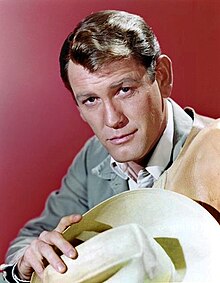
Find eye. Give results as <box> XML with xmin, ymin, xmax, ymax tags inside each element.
<box><xmin>121</xmin><ymin>87</ymin><xmax>130</xmax><ymax>93</ymax></box>
<box><xmin>82</xmin><ymin>97</ymin><xmax>98</xmax><ymax>106</ymax></box>
<box><xmin>118</xmin><ymin>86</ymin><xmax>133</xmax><ymax>96</ymax></box>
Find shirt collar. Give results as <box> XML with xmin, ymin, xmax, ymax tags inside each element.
<box><xmin>110</xmin><ymin>100</ymin><xmax>174</xmax><ymax>181</ymax></box>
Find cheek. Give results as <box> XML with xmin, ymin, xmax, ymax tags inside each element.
<box><xmin>129</xmin><ymin>96</ymin><xmax>164</xmax><ymax>135</ymax></box>
<box><xmin>79</xmin><ymin>111</ymin><xmax>87</xmax><ymax>122</ymax></box>
<box><xmin>80</xmin><ymin>112</ymin><xmax>104</xmax><ymax>134</ymax></box>
<box><xmin>125</xmin><ymin>97</ymin><xmax>151</xmax><ymax>123</ymax></box>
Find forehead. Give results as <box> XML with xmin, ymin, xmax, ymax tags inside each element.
<box><xmin>67</xmin><ymin>58</ymin><xmax>148</xmax><ymax>91</ymax></box>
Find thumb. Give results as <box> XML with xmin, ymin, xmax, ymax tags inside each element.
<box><xmin>54</xmin><ymin>214</ymin><xmax>82</xmax><ymax>233</ymax></box>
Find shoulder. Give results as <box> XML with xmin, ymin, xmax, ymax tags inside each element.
<box><xmin>193</xmin><ymin>118</ymin><xmax>220</xmax><ymax>146</ymax></box>
<box><xmin>166</xmin><ymin>118</ymin><xmax>220</xmax><ymax>212</ymax></box>
<box><xmin>183</xmin><ymin>116</ymin><xmax>220</xmax><ymax>158</ymax></box>
<box><xmin>184</xmin><ymin>106</ymin><xmax>216</xmax><ymax>128</ymax></box>
<box><xmin>74</xmin><ymin>135</ymin><xmax>109</xmax><ymax>169</ymax></box>
<box><xmin>84</xmin><ymin>135</ymin><xmax>108</xmax><ymax>158</ymax></box>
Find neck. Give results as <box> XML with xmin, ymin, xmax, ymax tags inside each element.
<box><xmin>127</xmin><ymin>161</ymin><xmax>144</xmax><ymax>176</ymax></box>
<box><xmin>127</xmin><ymin>105</ymin><xmax>168</xmax><ymax>175</ymax></box>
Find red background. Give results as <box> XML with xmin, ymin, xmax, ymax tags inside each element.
<box><xmin>0</xmin><ymin>0</ymin><xmax>219</xmax><ymax>262</ymax></box>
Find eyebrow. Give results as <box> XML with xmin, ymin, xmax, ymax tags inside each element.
<box><xmin>75</xmin><ymin>77</ymin><xmax>140</xmax><ymax>101</ymax></box>
<box><xmin>75</xmin><ymin>92</ymin><xmax>96</xmax><ymax>102</ymax></box>
<box><xmin>109</xmin><ymin>77</ymin><xmax>140</xmax><ymax>88</ymax></box>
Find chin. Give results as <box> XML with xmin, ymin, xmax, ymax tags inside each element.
<box><xmin>109</xmin><ymin>145</ymin><xmax>149</xmax><ymax>164</ymax></box>
<box><xmin>110</xmin><ymin>151</ymin><xmax>141</xmax><ymax>163</ymax></box>
<box><xmin>105</xmin><ymin>141</ymin><xmax>147</xmax><ymax>163</ymax></box>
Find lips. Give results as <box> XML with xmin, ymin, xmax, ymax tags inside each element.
<box><xmin>108</xmin><ymin>130</ymin><xmax>137</xmax><ymax>145</ymax></box>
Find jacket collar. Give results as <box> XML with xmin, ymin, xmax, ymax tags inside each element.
<box><xmin>91</xmin><ymin>155</ymin><xmax>115</xmax><ymax>180</ymax></box>
<box><xmin>170</xmin><ymin>99</ymin><xmax>193</xmax><ymax>160</ymax></box>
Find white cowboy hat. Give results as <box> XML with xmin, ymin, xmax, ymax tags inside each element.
<box><xmin>31</xmin><ymin>189</ymin><xmax>220</xmax><ymax>283</ymax></box>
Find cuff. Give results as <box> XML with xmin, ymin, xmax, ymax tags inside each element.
<box><xmin>0</xmin><ymin>264</ymin><xmax>30</xmax><ymax>283</ymax></box>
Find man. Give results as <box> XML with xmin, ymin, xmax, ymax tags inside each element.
<box><xmin>2</xmin><ymin>10</ymin><xmax>219</xmax><ymax>282</ymax></box>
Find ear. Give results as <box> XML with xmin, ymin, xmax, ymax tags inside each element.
<box><xmin>155</xmin><ymin>55</ymin><xmax>173</xmax><ymax>98</ymax></box>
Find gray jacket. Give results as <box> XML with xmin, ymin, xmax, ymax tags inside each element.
<box><xmin>6</xmin><ymin>99</ymin><xmax>195</xmax><ymax>263</ymax></box>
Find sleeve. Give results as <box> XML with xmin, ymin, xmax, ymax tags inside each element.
<box><xmin>0</xmin><ymin>263</ymin><xmax>30</xmax><ymax>283</ymax></box>
<box><xmin>5</xmin><ymin>138</ymin><xmax>95</xmax><ymax>264</ymax></box>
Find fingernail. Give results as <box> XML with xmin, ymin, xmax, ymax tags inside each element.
<box><xmin>57</xmin><ymin>263</ymin><xmax>65</xmax><ymax>273</ymax></box>
<box><xmin>68</xmin><ymin>250</ymin><xmax>76</xmax><ymax>258</ymax></box>
<box><xmin>72</xmin><ymin>214</ymin><xmax>82</xmax><ymax>222</ymax></box>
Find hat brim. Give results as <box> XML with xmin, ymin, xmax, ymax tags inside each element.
<box><xmin>31</xmin><ymin>189</ymin><xmax>220</xmax><ymax>282</ymax></box>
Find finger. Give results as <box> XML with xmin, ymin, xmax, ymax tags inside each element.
<box><xmin>55</xmin><ymin>214</ymin><xmax>82</xmax><ymax>233</ymax></box>
<box><xmin>16</xmin><ymin>255</ymin><xmax>35</xmax><ymax>281</ymax></box>
<box><xmin>39</xmin><ymin>230</ymin><xmax>77</xmax><ymax>258</ymax></box>
<box><xmin>37</xmin><ymin>241</ymin><xmax>67</xmax><ymax>275</ymax></box>
<box><xmin>26</xmin><ymin>239</ymin><xmax>67</xmax><ymax>278</ymax></box>
<box><xmin>17</xmin><ymin>242</ymin><xmax>48</xmax><ymax>280</ymax></box>
<box><xmin>26</xmin><ymin>255</ymin><xmax>45</xmax><ymax>279</ymax></box>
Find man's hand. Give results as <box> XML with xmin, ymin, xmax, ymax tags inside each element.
<box><xmin>16</xmin><ymin>214</ymin><xmax>82</xmax><ymax>280</ymax></box>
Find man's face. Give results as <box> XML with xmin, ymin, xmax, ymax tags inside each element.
<box><xmin>68</xmin><ymin>58</ymin><xmax>170</xmax><ymax>165</ymax></box>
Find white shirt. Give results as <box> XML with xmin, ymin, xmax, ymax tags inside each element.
<box><xmin>110</xmin><ymin>100</ymin><xmax>174</xmax><ymax>189</ymax></box>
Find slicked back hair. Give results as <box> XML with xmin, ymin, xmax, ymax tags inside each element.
<box><xmin>59</xmin><ymin>10</ymin><xmax>161</xmax><ymax>93</ymax></box>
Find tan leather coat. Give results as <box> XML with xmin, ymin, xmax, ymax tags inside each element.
<box><xmin>154</xmin><ymin>110</ymin><xmax>220</xmax><ymax>219</ymax></box>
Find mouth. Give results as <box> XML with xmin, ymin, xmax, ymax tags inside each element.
<box><xmin>108</xmin><ymin>130</ymin><xmax>137</xmax><ymax>145</ymax></box>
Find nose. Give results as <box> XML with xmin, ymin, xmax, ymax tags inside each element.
<box><xmin>103</xmin><ymin>100</ymin><xmax>128</xmax><ymax>129</ymax></box>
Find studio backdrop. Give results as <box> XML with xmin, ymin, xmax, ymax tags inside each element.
<box><xmin>0</xmin><ymin>0</ymin><xmax>219</xmax><ymax>262</ymax></box>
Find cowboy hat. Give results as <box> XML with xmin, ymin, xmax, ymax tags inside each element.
<box><xmin>31</xmin><ymin>189</ymin><xmax>220</xmax><ymax>282</ymax></box>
